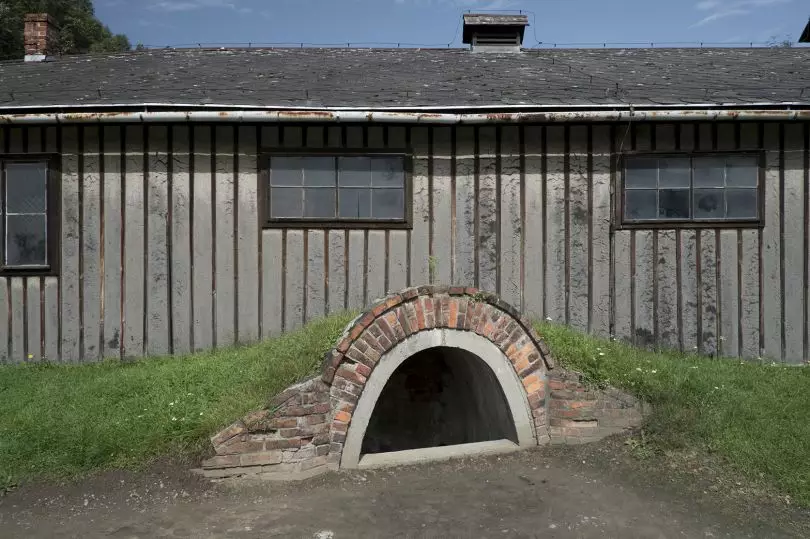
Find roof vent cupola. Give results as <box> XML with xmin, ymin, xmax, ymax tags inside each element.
<box><xmin>462</xmin><ymin>13</ymin><xmax>529</xmax><ymax>53</ymax></box>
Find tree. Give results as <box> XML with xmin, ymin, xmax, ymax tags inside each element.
<box><xmin>0</xmin><ymin>0</ymin><xmax>130</xmax><ymax>60</ymax></box>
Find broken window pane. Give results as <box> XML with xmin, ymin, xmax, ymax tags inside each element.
<box><xmin>270</xmin><ymin>187</ymin><xmax>303</xmax><ymax>218</ymax></box>
<box><xmin>304</xmin><ymin>188</ymin><xmax>336</xmax><ymax>218</ymax></box>
<box><xmin>6</xmin><ymin>163</ymin><xmax>47</xmax><ymax>214</ymax></box>
<box><xmin>625</xmin><ymin>159</ymin><xmax>658</xmax><ymax>189</ymax></box>
<box><xmin>6</xmin><ymin>214</ymin><xmax>46</xmax><ymax>266</ymax></box>
<box><xmin>693</xmin><ymin>189</ymin><xmax>724</xmax><ymax>219</ymax></box>
<box><xmin>625</xmin><ymin>189</ymin><xmax>657</xmax><ymax>220</ymax></box>
<box><xmin>725</xmin><ymin>188</ymin><xmax>758</xmax><ymax>219</ymax></box>
<box><xmin>658</xmin><ymin>189</ymin><xmax>690</xmax><ymax>219</ymax></box>
<box><xmin>339</xmin><ymin>188</ymin><xmax>372</xmax><ymax>219</ymax></box>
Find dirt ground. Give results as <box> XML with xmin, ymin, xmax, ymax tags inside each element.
<box><xmin>2</xmin><ymin>436</ymin><xmax>809</xmax><ymax>539</ymax></box>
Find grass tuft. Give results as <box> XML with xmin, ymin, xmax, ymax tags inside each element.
<box><xmin>0</xmin><ymin>312</ymin><xmax>355</xmax><ymax>483</ymax></box>
<box><xmin>536</xmin><ymin>321</ymin><xmax>810</xmax><ymax>506</ymax></box>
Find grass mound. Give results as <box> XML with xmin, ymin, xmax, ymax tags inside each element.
<box><xmin>536</xmin><ymin>322</ymin><xmax>810</xmax><ymax>507</ymax></box>
<box><xmin>0</xmin><ymin>313</ymin><xmax>355</xmax><ymax>485</ymax></box>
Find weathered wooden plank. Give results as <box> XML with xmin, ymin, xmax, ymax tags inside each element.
<box><xmin>307</xmin><ymin>126</ymin><xmax>325</xmax><ymax>149</ymax></box>
<box><xmin>431</xmin><ymin>127</ymin><xmax>453</xmax><ymax>286</ymax></box>
<box><xmin>236</xmin><ymin>126</ymin><xmax>259</xmax><ymax>342</ymax></box>
<box><xmin>590</xmin><ymin>125</ymin><xmax>611</xmax><ymax>337</ymax></box>
<box><xmin>285</xmin><ymin>230</ymin><xmax>305</xmax><ymax>330</ymax></box>
<box><xmin>214</xmin><ymin>126</ymin><xmax>236</xmax><ymax>346</ymax></box>
<box><xmin>680</xmin><ymin>230</ymin><xmax>699</xmax><ymax>353</ymax></box>
<box><xmin>326</xmin><ymin>126</ymin><xmax>342</xmax><ymax>148</ymax></box>
<box><xmin>145</xmin><ymin>126</ymin><xmax>170</xmax><ymax>356</ymax></box>
<box><xmin>10</xmin><ymin>279</ymin><xmax>24</xmax><ymax>362</ymax></box>
<box><xmin>740</xmin><ymin>230</ymin><xmax>761</xmax><ymax>359</ymax></box>
<box><xmin>192</xmin><ymin>126</ymin><xmax>214</xmax><ymax>351</ymax></box>
<box><xmin>102</xmin><ymin>126</ymin><xmax>122</xmax><ymax>359</ymax></box>
<box><xmin>410</xmin><ymin>127</ymin><xmax>430</xmax><ymax>286</ymax></box>
<box><xmin>522</xmin><ymin>126</ymin><xmax>544</xmax><ymax>318</ymax></box>
<box><xmin>454</xmin><ymin>126</ymin><xmax>477</xmax><ymax>287</ymax></box>
<box><xmin>26</xmin><ymin>279</ymin><xmax>41</xmax><ymax>361</ymax></box>
<box><xmin>327</xmin><ymin>230</ymin><xmax>347</xmax><ymax>314</ymax></box>
<box><xmin>284</xmin><ymin>126</ymin><xmax>304</xmax><ymax>148</ymax></box>
<box><xmin>262</xmin><ymin>230</ymin><xmax>283</xmax><ymax>337</ymax></box>
<box><xmin>656</xmin><ymin>230</ymin><xmax>679</xmax><ymax>351</ymax></box>
<box><xmin>122</xmin><ymin>126</ymin><xmax>145</xmax><ymax>359</ymax></box>
<box><xmin>43</xmin><ymin>277</ymin><xmax>58</xmax><ymax>362</ymax></box>
<box><xmin>0</xmin><ymin>280</ymin><xmax>7</xmax><ymax>362</ymax></box>
<box><xmin>762</xmin><ymin>124</ymin><xmax>782</xmax><ymax>361</ymax></box>
<box><xmin>783</xmin><ymin>124</ymin><xmax>804</xmax><ymax>363</ymax></box>
<box><xmin>170</xmin><ymin>126</ymin><xmax>192</xmax><ymax>354</ymax></box>
<box><xmin>8</xmin><ymin>128</ymin><xmax>23</xmax><ymax>152</ymax></box>
<box><xmin>499</xmin><ymin>126</ymin><xmax>522</xmax><ymax>310</ymax></box>
<box><xmin>545</xmin><ymin>126</ymin><xmax>566</xmax><ymax>323</ymax></box>
<box><xmin>477</xmin><ymin>126</ymin><xmax>498</xmax><ymax>294</ymax></box>
<box><xmin>388</xmin><ymin>230</ymin><xmax>408</xmax><ymax>294</ymax></box>
<box><xmin>368</xmin><ymin>126</ymin><xmax>384</xmax><ymax>149</ymax></box>
<box><xmin>719</xmin><ymin>230</ymin><xmax>740</xmax><ymax>357</ymax></box>
<box><xmin>347</xmin><ymin>230</ymin><xmax>365</xmax><ymax>309</ymax></box>
<box><xmin>367</xmin><ymin>231</ymin><xmax>386</xmax><ymax>301</ymax></box>
<box><xmin>568</xmin><ymin>126</ymin><xmax>589</xmax><ymax>331</ymax></box>
<box><xmin>82</xmin><ymin>126</ymin><xmax>102</xmax><ymax>361</ymax></box>
<box><xmin>61</xmin><ymin>126</ymin><xmax>82</xmax><ymax>362</ymax></box>
<box><xmin>633</xmin><ymin>230</ymin><xmax>655</xmax><ymax>348</ymax></box>
<box><xmin>306</xmin><ymin>230</ymin><xmax>326</xmax><ymax>321</ymax></box>
<box><xmin>699</xmin><ymin>230</ymin><xmax>719</xmax><ymax>356</ymax></box>
<box><xmin>388</xmin><ymin>126</ymin><xmax>406</xmax><ymax>149</ymax></box>
<box><xmin>613</xmin><ymin>231</ymin><xmax>633</xmax><ymax>343</ymax></box>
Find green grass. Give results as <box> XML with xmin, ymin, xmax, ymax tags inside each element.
<box><xmin>536</xmin><ymin>322</ymin><xmax>810</xmax><ymax>506</ymax></box>
<box><xmin>0</xmin><ymin>313</ymin><xmax>355</xmax><ymax>485</ymax></box>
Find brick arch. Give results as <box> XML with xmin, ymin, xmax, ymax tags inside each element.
<box><xmin>322</xmin><ymin>286</ymin><xmax>555</xmax><ymax>467</ymax></box>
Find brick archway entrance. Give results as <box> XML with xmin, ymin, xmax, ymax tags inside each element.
<box><xmin>202</xmin><ymin>287</ymin><xmax>645</xmax><ymax>480</ymax></box>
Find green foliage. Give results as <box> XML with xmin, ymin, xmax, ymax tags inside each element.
<box><xmin>0</xmin><ymin>312</ymin><xmax>355</xmax><ymax>485</ymax></box>
<box><xmin>0</xmin><ymin>0</ymin><xmax>130</xmax><ymax>60</ymax></box>
<box><xmin>535</xmin><ymin>321</ymin><xmax>810</xmax><ymax>507</ymax></box>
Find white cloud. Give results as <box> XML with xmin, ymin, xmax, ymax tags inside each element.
<box><xmin>691</xmin><ymin>0</ymin><xmax>792</xmax><ymax>27</ymax></box>
<box><xmin>148</xmin><ymin>0</ymin><xmax>253</xmax><ymax>13</ymax></box>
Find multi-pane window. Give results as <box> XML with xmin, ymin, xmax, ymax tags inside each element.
<box><xmin>623</xmin><ymin>154</ymin><xmax>759</xmax><ymax>224</ymax></box>
<box><xmin>1</xmin><ymin>161</ymin><xmax>50</xmax><ymax>269</ymax></box>
<box><xmin>266</xmin><ymin>155</ymin><xmax>408</xmax><ymax>225</ymax></box>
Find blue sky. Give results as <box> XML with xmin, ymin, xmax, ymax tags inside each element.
<box><xmin>97</xmin><ymin>0</ymin><xmax>808</xmax><ymax>48</ymax></box>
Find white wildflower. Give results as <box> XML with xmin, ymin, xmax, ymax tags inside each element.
<box><xmin>635</xmin><ymin>367</ymin><xmax>642</xmax><ymax>371</ymax></box>
<box><xmin>598</xmin><ymin>352</ymin><xmax>605</xmax><ymax>356</ymax></box>
<box><xmin>545</xmin><ymin>316</ymin><xmax>553</xmax><ymax>322</ymax></box>
<box><xmin>651</xmin><ymin>370</ymin><xmax>657</xmax><ymax>374</ymax></box>
<box><xmin>171</xmin><ymin>417</ymin><xmax>177</xmax><ymax>421</ymax></box>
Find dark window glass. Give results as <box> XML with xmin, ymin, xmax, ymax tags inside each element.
<box><xmin>623</xmin><ymin>154</ymin><xmax>758</xmax><ymax>225</ymax></box>
<box><xmin>3</xmin><ymin>161</ymin><xmax>50</xmax><ymax>268</ymax></box>
<box><xmin>268</xmin><ymin>155</ymin><xmax>406</xmax><ymax>224</ymax></box>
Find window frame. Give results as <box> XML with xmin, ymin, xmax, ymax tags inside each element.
<box><xmin>260</xmin><ymin>148</ymin><xmax>413</xmax><ymax>229</ymax></box>
<box><xmin>0</xmin><ymin>154</ymin><xmax>60</xmax><ymax>276</ymax></box>
<box><xmin>616</xmin><ymin>150</ymin><xmax>765</xmax><ymax>230</ymax></box>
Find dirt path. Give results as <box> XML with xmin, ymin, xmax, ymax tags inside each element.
<box><xmin>2</xmin><ymin>438</ymin><xmax>808</xmax><ymax>538</ymax></box>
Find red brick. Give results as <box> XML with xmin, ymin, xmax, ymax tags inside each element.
<box><xmin>397</xmin><ymin>307</ymin><xmax>412</xmax><ymax>337</ymax></box>
<box><xmin>265</xmin><ymin>438</ymin><xmax>302</xmax><ymax>450</ymax></box>
<box><xmin>334</xmin><ymin>410</ymin><xmax>352</xmax><ymax>423</ymax></box>
<box><xmin>402</xmin><ymin>287</ymin><xmax>419</xmax><ymax>300</ymax></box>
<box><xmin>414</xmin><ymin>299</ymin><xmax>426</xmax><ymax>330</ymax></box>
<box><xmin>448</xmin><ymin>298</ymin><xmax>459</xmax><ymax>327</ymax></box>
<box><xmin>337</xmin><ymin>337</ymin><xmax>352</xmax><ymax>353</ymax></box>
<box><xmin>518</xmin><ymin>360</ymin><xmax>542</xmax><ymax>378</ymax></box>
<box><xmin>377</xmin><ymin>317</ymin><xmax>396</xmax><ymax>345</ymax></box>
<box><xmin>527</xmin><ymin>390</ymin><xmax>545</xmax><ymax>409</ymax></box>
<box><xmin>349</xmin><ymin>323</ymin><xmax>364</xmax><ymax>341</ymax></box>
<box><xmin>332</xmin><ymin>388</ymin><xmax>360</xmax><ymax>404</ymax></box>
<box><xmin>355</xmin><ymin>362</ymin><xmax>372</xmax><ymax>379</ymax></box>
<box><xmin>332</xmin><ymin>421</ymin><xmax>348</xmax><ymax>434</ymax></box>
<box><xmin>465</xmin><ymin>287</ymin><xmax>479</xmax><ymax>295</ymax></box>
<box><xmin>385</xmin><ymin>294</ymin><xmax>403</xmax><ymax>309</ymax></box>
<box><xmin>279</xmin><ymin>427</ymin><xmax>300</xmax><ymax>438</ymax></box>
<box><xmin>313</xmin><ymin>402</ymin><xmax>330</xmax><ymax>414</ymax></box>
<box><xmin>305</xmin><ymin>414</ymin><xmax>326</xmax><ymax>425</ymax></box>
<box><xmin>371</xmin><ymin>302</ymin><xmax>388</xmax><ymax>318</ymax></box>
<box><xmin>333</xmin><ymin>377</ymin><xmax>362</xmax><ymax>397</ymax></box>
<box><xmin>268</xmin><ymin>418</ymin><xmax>297</xmax><ymax>429</ymax></box>
<box><xmin>215</xmin><ymin>440</ymin><xmax>264</xmax><ymax>455</ymax></box>
<box><xmin>211</xmin><ymin>422</ymin><xmax>246</xmax><ymax>447</ymax></box>
<box><xmin>336</xmin><ymin>365</ymin><xmax>368</xmax><ymax>386</ymax></box>
<box><xmin>548</xmin><ymin>379</ymin><xmax>565</xmax><ymax>391</ymax></box>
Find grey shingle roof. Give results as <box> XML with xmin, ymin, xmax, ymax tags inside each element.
<box><xmin>0</xmin><ymin>47</ymin><xmax>808</xmax><ymax>111</ymax></box>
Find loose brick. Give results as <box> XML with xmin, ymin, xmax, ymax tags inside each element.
<box><xmin>202</xmin><ymin>455</ymin><xmax>241</xmax><ymax>469</ymax></box>
<box><xmin>241</xmin><ymin>451</ymin><xmax>283</xmax><ymax>467</ymax></box>
<box><xmin>336</xmin><ymin>337</ymin><xmax>352</xmax><ymax>354</ymax></box>
<box><xmin>265</xmin><ymin>438</ymin><xmax>302</xmax><ymax>450</ymax></box>
<box><xmin>336</xmin><ymin>365</ymin><xmax>368</xmax><ymax>386</ymax></box>
<box><xmin>211</xmin><ymin>422</ymin><xmax>246</xmax><ymax>447</ymax></box>
<box><xmin>216</xmin><ymin>440</ymin><xmax>264</xmax><ymax>455</ymax></box>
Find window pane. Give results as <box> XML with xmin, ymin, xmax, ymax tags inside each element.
<box><xmin>625</xmin><ymin>189</ymin><xmax>657</xmax><ymax>220</ymax></box>
<box><xmin>371</xmin><ymin>157</ymin><xmax>405</xmax><ymax>188</ymax></box>
<box><xmin>693</xmin><ymin>189</ymin><xmax>724</xmax><ymax>219</ymax></box>
<box><xmin>270</xmin><ymin>187</ymin><xmax>303</xmax><ymax>218</ymax></box>
<box><xmin>694</xmin><ymin>157</ymin><xmax>725</xmax><ymax>187</ymax></box>
<box><xmin>270</xmin><ymin>157</ymin><xmax>303</xmax><ymax>186</ymax></box>
<box><xmin>339</xmin><ymin>157</ymin><xmax>371</xmax><ymax>187</ymax></box>
<box><xmin>726</xmin><ymin>156</ymin><xmax>758</xmax><ymax>187</ymax></box>
<box><xmin>302</xmin><ymin>157</ymin><xmax>335</xmax><ymax>187</ymax></box>
<box><xmin>625</xmin><ymin>159</ymin><xmax>657</xmax><ymax>189</ymax></box>
<box><xmin>371</xmin><ymin>189</ymin><xmax>405</xmax><ymax>219</ymax></box>
<box><xmin>659</xmin><ymin>158</ymin><xmax>690</xmax><ymax>188</ymax></box>
<box><xmin>726</xmin><ymin>189</ymin><xmax>758</xmax><ymax>219</ymax></box>
<box><xmin>6</xmin><ymin>162</ymin><xmax>47</xmax><ymax>213</ymax></box>
<box><xmin>6</xmin><ymin>214</ymin><xmax>47</xmax><ymax>266</ymax></box>
<box><xmin>339</xmin><ymin>188</ymin><xmax>372</xmax><ymax>219</ymax></box>
<box><xmin>304</xmin><ymin>188</ymin><xmax>336</xmax><ymax>218</ymax></box>
<box><xmin>659</xmin><ymin>189</ymin><xmax>690</xmax><ymax>219</ymax></box>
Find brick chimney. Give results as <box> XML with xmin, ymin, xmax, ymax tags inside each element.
<box><xmin>24</xmin><ymin>13</ymin><xmax>59</xmax><ymax>62</ymax></box>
